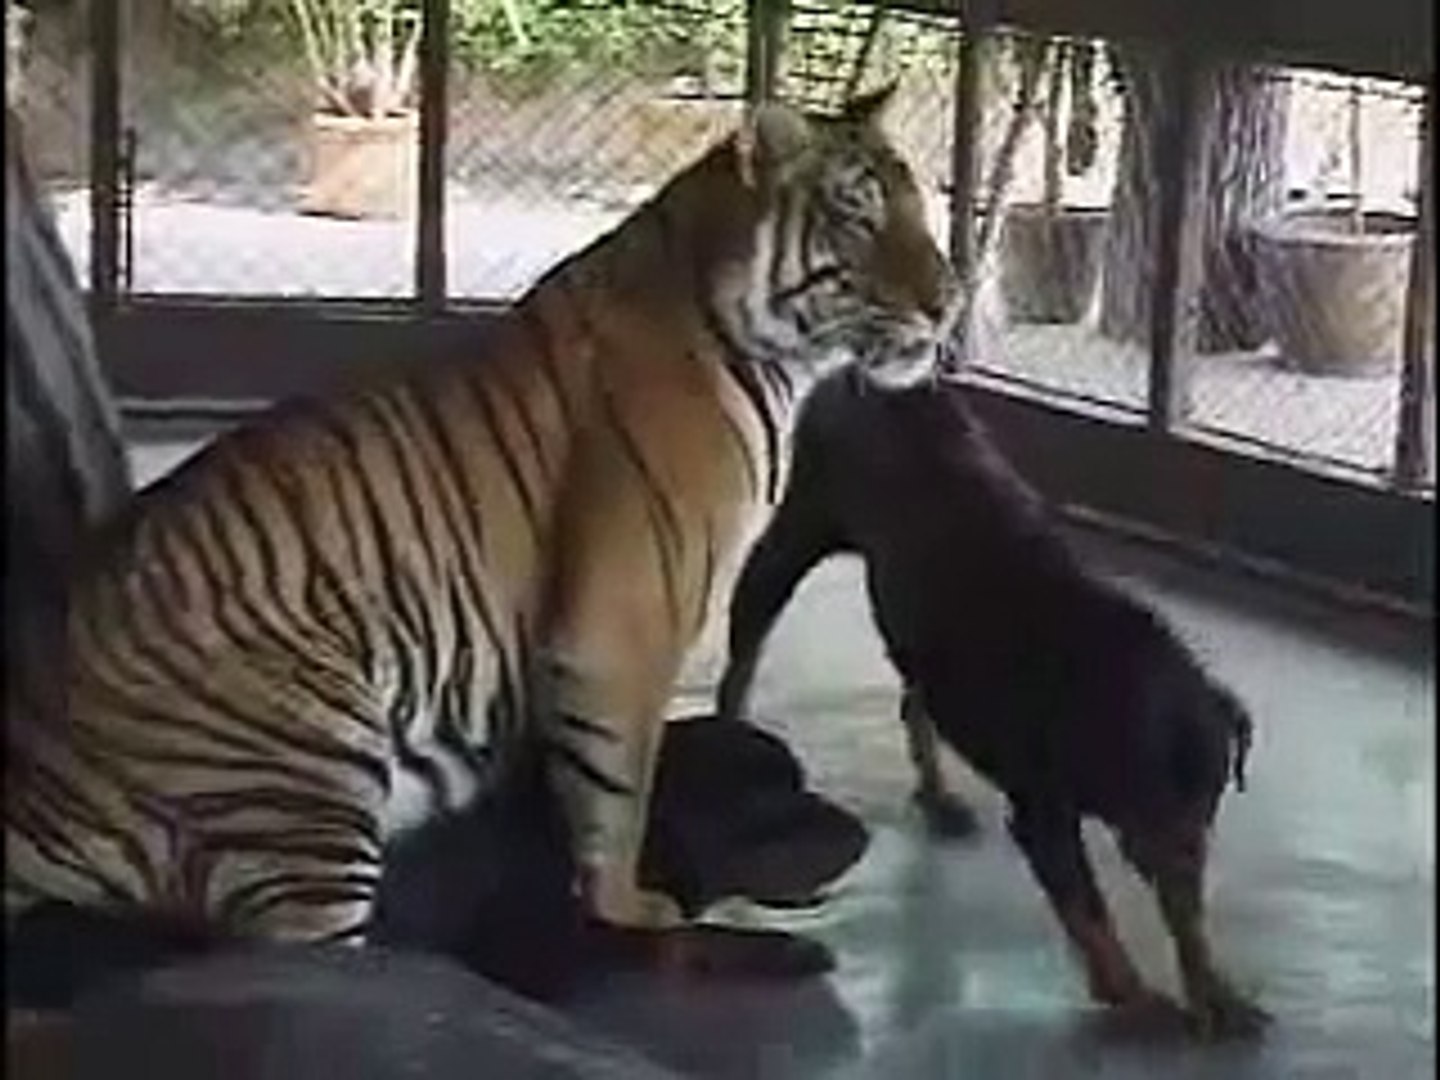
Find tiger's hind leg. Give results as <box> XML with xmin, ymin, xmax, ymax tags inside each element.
<box><xmin>204</xmin><ymin>818</ymin><xmax>385</xmax><ymax>945</ymax></box>
<box><xmin>140</xmin><ymin>653</ymin><xmax>393</xmax><ymax>947</ymax></box>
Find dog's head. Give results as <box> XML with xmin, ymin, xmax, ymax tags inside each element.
<box><xmin>640</xmin><ymin>714</ymin><xmax>870</xmax><ymax>917</ymax></box>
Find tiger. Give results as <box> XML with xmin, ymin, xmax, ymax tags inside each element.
<box><xmin>4</xmin><ymin>85</ymin><xmax>956</xmax><ymax>962</ymax></box>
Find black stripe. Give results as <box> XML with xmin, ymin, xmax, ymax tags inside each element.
<box><xmin>219</xmin><ymin>869</ymin><xmax>380</xmax><ymax>923</ymax></box>
<box><xmin>708</xmin><ymin>383</ymin><xmax>761</xmax><ymax>499</ymax></box>
<box><xmin>202</xmin><ymin>832</ymin><xmax>382</xmax><ymax>866</ymax></box>
<box><xmin>392</xmin><ymin>384</ymin><xmax>525</xmax><ymax>768</ymax></box>
<box><xmin>245</xmin><ymin>453</ymin><xmax>369</xmax><ymax>662</ymax></box>
<box><xmin>228</xmin><ymin>882</ymin><xmax>377</xmax><ymax>925</ymax></box>
<box><xmin>772</xmin><ymin>264</ymin><xmax>845</xmax><ymax>308</ymax></box>
<box><xmin>384</xmin><ymin>621</ymin><xmax>451</xmax><ymax>814</ymax></box>
<box><xmin>696</xmin><ymin>517</ymin><xmax>718</xmax><ymax>630</ymax></box>
<box><xmin>99</xmin><ymin>587</ymin><xmax>391</xmax><ymax>793</ymax></box>
<box><xmin>457</xmin><ymin>371</ymin><xmax>543</xmax><ymax>545</ymax></box>
<box><xmin>519</xmin><ymin>305</ymin><xmax>576</xmax><ymax>431</ymax></box>
<box><xmin>350</xmin><ymin>394</ymin><xmax>446</xmax><ymax>587</ymax></box>
<box><xmin>599</xmin><ymin>389</ymin><xmax>684</xmax><ymax>633</ymax></box>
<box><xmin>173</xmin><ymin>786</ymin><xmax>379</xmax><ymax>841</ymax></box>
<box><xmin>22</xmin><ymin>755</ymin><xmax>162</xmax><ymax>899</ymax></box>
<box><xmin>555</xmin><ymin>711</ymin><xmax>618</xmax><ymax>741</ymax></box>
<box><xmin>542</xmin><ymin>739</ymin><xmax>634</xmax><ymax>797</ymax></box>
<box><xmin>7</xmin><ymin>802</ymin><xmax>138</xmax><ymax>906</ymax></box>
<box><xmin>104</xmin><ymin>502</ymin><xmax>384</xmax><ymax>759</ymax></box>
<box><xmin>320</xmin><ymin>919</ymin><xmax>372</xmax><ymax>945</ymax></box>
<box><xmin>765</xmin><ymin>189</ymin><xmax>794</xmax><ymax>310</ymax></box>
<box><xmin>722</xmin><ymin>357</ymin><xmax>783</xmax><ymax>505</ymax></box>
<box><xmin>485</xmin><ymin>357</ymin><xmax>556</xmax><ymax>489</ymax></box>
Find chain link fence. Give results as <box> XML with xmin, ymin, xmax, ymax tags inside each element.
<box><xmin>958</xmin><ymin>29</ymin><xmax>1429</xmax><ymax>482</ymax></box>
<box><xmin>6</xmin><ymin>0</ymin><xmax>1432</xmax><ymax>483</ymax></box>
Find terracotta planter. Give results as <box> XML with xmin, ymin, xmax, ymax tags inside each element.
<box><xmin>1250</xmin><ymin>208</ymin><xmax>1415</xmax><ymax>377</ymax></box>
<box><xmin>301</xmin><ymin>110</ymin><xmax>418</xmax><ymax>220</ymax></box>
<box><xmin>999</xmin><ymin>204</ymin><xmax>1109</xmax><ymax>324</ymax></box>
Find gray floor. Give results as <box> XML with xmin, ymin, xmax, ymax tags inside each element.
<box><xmin>569</xmin><ymin>540</ymin><xmax>1435</xmax><ymax>1080</ymax></box>
<box><xmin>127</xmin><ymin>441</ymin><xmax>1434</xmax><ymax>1079</ymax></box>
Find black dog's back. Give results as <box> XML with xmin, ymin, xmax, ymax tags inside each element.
<box><xmin>722</xmin><ymin>373</ymin><xmax>1250</xmax><ymax>820</ymax></box>
<box><xmin>718</xmin><ymin>374</ymin><xmax>1265</xmax><ymax>1035</ymax></box>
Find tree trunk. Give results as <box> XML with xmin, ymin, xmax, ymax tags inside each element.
<box><xmin>1100</xmin><ymin>51</ymin><xmax>1289</xmax><ymax>352</ymax></box>
<box><xmin>5</xmin><ymin>115</ymin><xmax>131</xmax><ymax>698</ymax></box>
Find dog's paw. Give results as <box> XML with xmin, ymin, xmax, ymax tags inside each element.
<box><xmin>1091</xmin><ymin>989</ymin><xmax>1192</xmax><ymax>1043</ymax></box>
<box><xmin>1184</xmin><ymin>980</ymin><xmax>1271</xmax><ymax>1042</ymax></box>
<box><xmin>914</xmin><ymin>790</ymin><xmax>982</xmax><ymax>842</ymax></box>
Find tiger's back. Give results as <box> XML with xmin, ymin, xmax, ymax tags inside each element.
<box><xmin>7</xmin><ymin>88</ymin><xmax>955</xmax><ymax>945</ymax></box>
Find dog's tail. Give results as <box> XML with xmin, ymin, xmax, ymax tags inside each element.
<box><xmin>1220</xmin><ymin>687</ymin><xmax>1254</xmax><ymax>793</ymax></box>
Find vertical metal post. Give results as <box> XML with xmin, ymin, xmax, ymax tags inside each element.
<box><xmin>88</xmin><ymin>0</ymin><xmax>122</xmax><ymax>327</ymax></box>
<box><xmin>946</xmin><ymin>23</ymin><xmax>985</xmax><ymax>364</ymax></box>
<box><xmin>119</xmin><ymin>126</ymin><xmax>137</xmax><ymax>295</ymax></box>
<box><xmin>1394</xmin><ymin>91</ymin><xmax>1434</xmax><ymax>491</ymax></box>
<box><xmin>416</xmin><ymin>0</ymin><xmax>449</xmax><ymax>311</ymax></box>
<box><xmin>745</xmin><ymin>0</ymin><xmax>788</xmax><ymax>105</ymax></box>
<box><xmin>1146</xmin><ymin>48</ymin><xmax>1212</xmax><ymax>434</ymax></box>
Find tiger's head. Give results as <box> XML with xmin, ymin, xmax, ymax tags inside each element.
<box><xmin>707</xmin><ymin>84</ymin><xmax>957</xmax><ymax>390</ymax></box>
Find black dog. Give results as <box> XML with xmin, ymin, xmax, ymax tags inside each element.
<box><xmin>716</xmin><ymin>372</ymin><xmax>1266</xmax><ymax>1040</ymax></box>
<box><xmin>9</xmin><ymin>715</ymin><xmax>867</xmax><ymax>1009</ymax></box>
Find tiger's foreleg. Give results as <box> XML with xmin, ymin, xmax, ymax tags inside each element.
<box><xmin>536</xmin><ymin>512</ymin><xmax>690</xmax><ymax>934</ymax></box>
<box><xmin>536</xmin><ymin>639</ymin><xmax>683</xmax><ymax>932</ymax></box>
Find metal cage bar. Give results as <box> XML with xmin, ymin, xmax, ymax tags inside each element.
<box><xmin>1145</xmin><ymin>47</ymin><xmax>1213</xmax><ymax>434</ymax></box>
<box><xmin>746</xmin><ymin>0</ymin><xmax>790</xmax><ymax>104</ymax></box>
<box><xmin>946</xmin><ymin>24</ymin><xmax>986</xmax><ymax>364</ymax></box>
<box><xmin>416</xmin><ymin>0</ymin><xmax>451</xmax><ymax>310</ymax></box>
<box><xmin>87</xmin><ymin>0</ymin><xmax>121</xmax><ymax>328</ymax></box>
<box><xmin>1393</xmin><ymin>90</ymin><xmax>1435</xmax><ymax>491</ymax></box>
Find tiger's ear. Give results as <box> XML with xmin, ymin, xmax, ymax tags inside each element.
<box><xmin>736</xmin><ymin>102</ymin><xmax>813</xmax><ymax>188</ymax></box>
<box><xmin>839</xmin><ymin>81</ymin><xmax>899</xmax><ymax>128</ymax></box>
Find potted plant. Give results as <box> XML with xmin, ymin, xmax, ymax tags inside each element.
<box><xmin>290</xmin><ymin>0</ymin><xmax>422</xmax><ymax>219</ymax></box>
<box><xmin>998</xmin><ymin>38</ymin><xmax>1110</xmax><ymax>324</ymax></box>
<box><xmin>1250</xmin><ymin>79</ymin><xmax>1416</xmax><ymax>377</ymax></box>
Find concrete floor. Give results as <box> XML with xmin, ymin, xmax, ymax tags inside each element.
<box><xmin>126</xmin><ymin>442</ymin><xmax>1434</xmax><ymax>1078</ymax></box>
<box><xmin>583</xmin><ymin>538</ymin><xmax>1435</xmax><ymax>1079</ymax></box>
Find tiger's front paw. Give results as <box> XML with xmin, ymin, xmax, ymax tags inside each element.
<box><xmin>580</xmin><ymin>865</ymin><xmax>685</xmax><ymax>930</ymax></box>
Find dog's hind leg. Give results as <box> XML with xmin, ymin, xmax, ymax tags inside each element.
<box><xmin>899</xmin><ymin>688</ymin><xmax>980</xmax><ymax>840</ymax></box>
<box><xmin>1116</xmin><ymin>823</ymin><xmax>1270</xmax><ymax>1041</ymax></box>
<box><xmin>1008</xmin><ymin>804</ymin><xmax>1184</xmax><ymax>1024</ymax></box>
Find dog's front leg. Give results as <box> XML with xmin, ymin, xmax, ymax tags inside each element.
<box><xmin>900</xmin><ymin>688</ymin><xmax>979</xmax><ymax>839</ymax></box>
<box><xmin>1116</xmin><ymin>825</ymin><xmax>1270</xmax><ymax>1040</ymax></box>
<box><xmin>1008</xmin><ymin>804</ymin><xmax>1182</xmax><ymax>1019</ymax></box>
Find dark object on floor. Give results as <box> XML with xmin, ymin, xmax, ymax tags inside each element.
<box><xmin>58</xmin><ymin>947</ymin><xmax>683</xmax><ymax>1080</ymax></box>
<box><xmin>717</xmin><ymin>371</ymin><xmax>1266</xmax><ymax>1041</ymax></box>
<box><xmin>8</xmin><ymin>715</ymin><xmax>867</xmax><ymax>1008</ymax></box>
<box><xmin>379</xmin><ymin>712</ymin><xmax>865</xmax><ymax>996</ymax></box>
